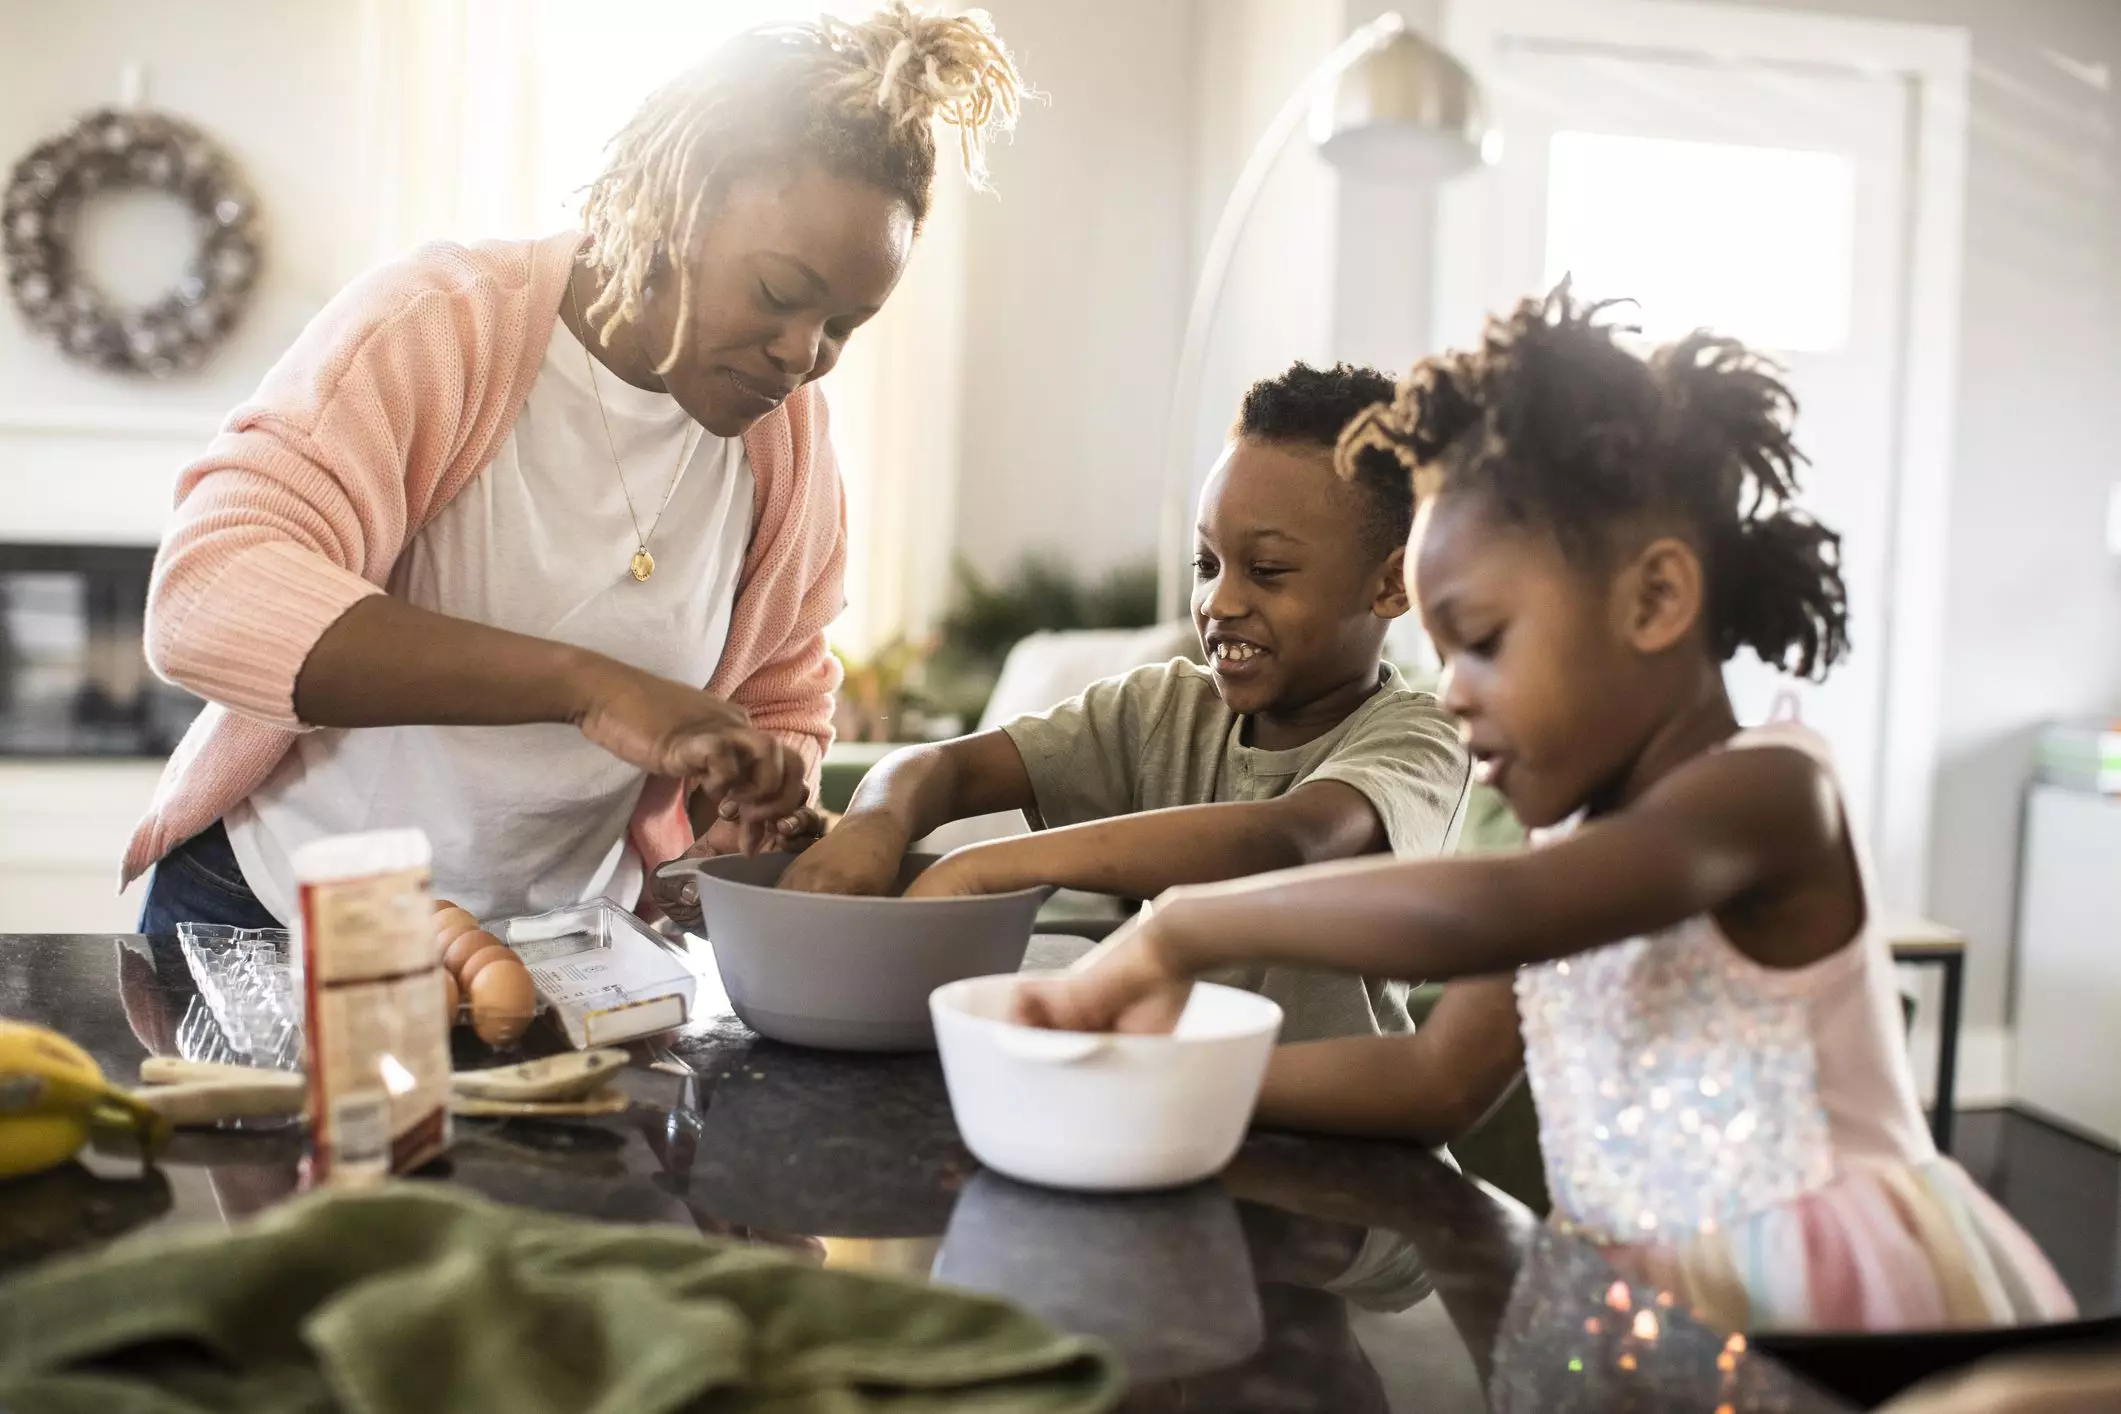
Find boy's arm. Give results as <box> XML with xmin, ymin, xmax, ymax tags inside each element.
<box><xmin>905</xmin><ymin>778</ymin><xmax>1386</xmax><ymax>899</ymax></box>
<box><xmin>1253</xmin><ymin>975</ymin><xmax>1525</xmax><ymax>1144</ymax></box>
<box><xmin>778</xmin><ymin>731</ymin><xmax>1038</xmax><ymax>894</ymax></box>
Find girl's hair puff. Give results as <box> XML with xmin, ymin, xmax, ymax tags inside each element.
<box><xmin>1338</xmin><ymin>283</ymin><xmax>1850</xmax><ymax>680</ymax></box>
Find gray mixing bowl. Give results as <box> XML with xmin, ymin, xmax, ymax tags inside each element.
<box><xmin>665</xmin><ymin>853</ymin><xmax>1047</xmax><ymax>1051</ymax></box>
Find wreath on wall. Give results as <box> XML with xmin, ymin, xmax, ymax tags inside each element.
<box><xmin>2</xmin><ymin>106</ymin><xmax>262</xmax><ymax>378</ymax></box>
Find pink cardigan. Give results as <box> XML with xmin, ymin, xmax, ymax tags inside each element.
<box><xmin>124</xmin><ymin>231</ymin><xmax>845</xmax><ymax>887</ymax></box>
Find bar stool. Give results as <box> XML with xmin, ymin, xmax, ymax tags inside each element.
<box><xmin>1886</xmin><ymin>916</ymin><xmax>1969</xmax><ymax>1155</ymax></box>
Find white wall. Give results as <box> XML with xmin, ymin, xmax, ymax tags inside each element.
<box><xmin>952</xmin><ymin>0</ymin><xmax>1430</xmax><ymax>581</ymax></box>
<box><xmin>0</xmin><ymin>0</ymin><xmax>370</xmax><ymax>545</ymax></box>
<box><xmin>1184</xmin><ymin>0</ymin><xmax>1344</xmax><ymax>492</ymax></box>
<box><xmin>1337</xmin><ymin>0</ymin><xmax>1444</xmax><ymax>372</ymax></box>
<box><xmin>948</xmin><ymin>0</ymin><xmax>1197</xmax><ymax>581</ymax></box>
<box><xmin>947</xmin><ymin>0</ymin><xmax>1451</xmax><ymax>581</ymax></box>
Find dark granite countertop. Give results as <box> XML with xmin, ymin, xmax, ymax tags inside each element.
<box><xmin>0</xmin><ymin>933</ymin><xmax>1851</xmax><ymax>1412</ymax></box>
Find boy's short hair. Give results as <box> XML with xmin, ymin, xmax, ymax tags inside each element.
<box><xmin>1235</xmin><ymin>361</ymin><xmax>1411</xmax><ymax>559</ymax></box>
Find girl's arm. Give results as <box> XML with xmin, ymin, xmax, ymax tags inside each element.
<box><xmin>1019</xmin><ymin>744</ymin><xmax>1843</xmax><ymax>1033</ymax></box>
<box><xmin>1255</xmin><ymin>975</ymin><xmax>1525</xmax><ymax>1143</ymax></box>
<box><xmin>904</xmin><ymin>779</ymin><xmax>1385</xmax><ymax>899</ymax></box>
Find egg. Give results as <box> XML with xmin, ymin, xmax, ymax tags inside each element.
<box><xmin>442</xmin><ymin>968</ymin><xmax>462</xmax><ymax>1026</ymax></box>
<box><xmin>434</xmin><ymin>906</ymin><xmax>479</xmax><ymax>946</ymax></box>
<box><xmin>443</xmin><ymin>928</ymin><xmax>500</xmax><ymax>979</ymax></box>
<box><xmin>456</xmin><ymin>943</ymin><xmax>517</xmax><ymax>991</ymax></box>
<box><xmin>468</xmin><ymin>958</ymin><xmax>536</xmax><ymax>1046</ymax></box>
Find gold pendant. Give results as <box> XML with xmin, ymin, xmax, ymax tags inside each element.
<box><xmin>630</xmin><ymin>548</ymin><xmax>655</xmax><ymax>582</ymax></box>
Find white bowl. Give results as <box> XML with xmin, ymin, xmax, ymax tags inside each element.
<box><xmin>930</xmin><ymin>974</ymin><xmax>1282</xmax><ymax>1192</ymax></box>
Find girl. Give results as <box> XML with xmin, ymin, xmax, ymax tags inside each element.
<box><xmin>129</xmin><ymin>6</ymin><xmax>1025</xmax><ymax>929</ymax></box>
<box><xmin>1020</xmin><ymin>288</ymin><xmax>2076</xmax><ymax>1335</ymax></box>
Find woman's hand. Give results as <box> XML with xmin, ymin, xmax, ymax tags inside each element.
<box><xmin>777</xmin><ymin>812</ymin><xmax>908</xmax><ymax>895</ymax></box>
<box><xmin>699</xmin><ymin>801</ymin><xmax>829</xmax><ymax>859</ymax></box>
<box><xmin>575</xmin><ymin>661</ymin><xmax>807</xmax><ymax>818</ymax></box>
<box><xmin>1012</xmin><ymin>903</ymin><xmax>1194</xmax><ymax>1035</ymax></box>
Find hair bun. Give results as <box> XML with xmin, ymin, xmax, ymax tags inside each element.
<box><xmin>826</xmin><ymin>2</ymin><xmax>1024</xmax><ymax>187</ymax></box>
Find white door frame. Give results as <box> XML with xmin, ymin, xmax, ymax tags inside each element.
<box><xmin>1436</xmin><ymin>0</ymin><xmax>1970</xmax><ymax>914</ymax></box>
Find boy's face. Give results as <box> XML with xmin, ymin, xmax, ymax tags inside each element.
<box><xmin>1192</xmin><ymin>437</ymin><xmax>1408</xmax><ymax>719</ymax></box>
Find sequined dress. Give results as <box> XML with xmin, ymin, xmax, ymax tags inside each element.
<box><xmin>1515</xmin><ymin>724</ymin><xmax>2075</xmax><ymax>1333</ymax></box>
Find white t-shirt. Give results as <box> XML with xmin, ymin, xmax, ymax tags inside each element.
<box><xmin>227</xmin><ymin>318</ymin><xmax>754</xmax><ymax>923</ymax></box>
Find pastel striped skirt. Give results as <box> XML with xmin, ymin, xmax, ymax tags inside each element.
<box><xmin>1593</xmin><ymin>1158</ymin><xmax>2077</xmax><ymax>1333</ymax></box>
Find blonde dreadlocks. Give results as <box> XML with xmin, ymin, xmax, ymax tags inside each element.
<box><xmin>579</xmin><ymin>2</ymin><xmax>1024</xmax><ymax>375</ymax></box>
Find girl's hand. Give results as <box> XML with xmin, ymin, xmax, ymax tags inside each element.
<box><xmin>1012</xmin><ymin>907</ymin><xmax>1193</xmax><ymax>1035</ymax></box>
<box><xmin>777</xmin><ymin>812</ymin><xmax>907</xmax><ymax>895</ymax></box>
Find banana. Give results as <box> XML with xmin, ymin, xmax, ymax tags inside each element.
<box><xmin>0</xmin><ymin>1021</ymin><xmax>170</xmax><ymax>1179</ymax></box>
<box><xmin>0</xmin><ymin>1019</ymin><xmax>101</xmax><ymax>1085</ymax></box>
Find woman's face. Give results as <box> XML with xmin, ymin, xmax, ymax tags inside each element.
<box><xmin>636</xmin><ymin>161</ymin><xmax>916</xmax><ymax>436</ymax></box>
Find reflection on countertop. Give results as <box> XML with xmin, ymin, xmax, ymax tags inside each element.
<box><xmin>0</xmin><ymin>933</ymin><xmax>1851</xmax><ymax>1412</ymax></box>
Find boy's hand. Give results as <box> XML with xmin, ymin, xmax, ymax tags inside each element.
<box><xmin>777</xmin><ymin>812</ymin><xmax>908</xmax><ymax>895</ymax></box>
<box><xmin>1012</xmin><ymin>906</ymin><xmax>1193</xmax><ymax>1035</ymax></box>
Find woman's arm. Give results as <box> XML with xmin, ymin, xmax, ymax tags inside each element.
<box><xmin>150</xmin><ymin>248</ymin><xmax>801</xmax><ymax>809</ymax></box>
<box><xmin>146</xmin><ymin>252</ymin><xmax>525</xmax><ymax>727</ymax></box>
<box><xmin>1254</xmin><ymin>976</ymin><xmax>1525</xmax><ymax>1143</ymax></box>
<box><xmin>294</xmin><ymin>596</ymin><xmax>801</xmax><ymax>804</ymax></box>
<box><xmin>905</xmin><ymin>780</ymin><xmax>1385</xmax><ymax>899</ymax></box>
<box><xmin>778</xmin><ymin>731</ymin><xmax>1040</xmax><ymax>894</ymax></box>
<box><xmin>1019</xmin><ymin>745</ymin><xmax>1843</xmax><ymax>1033</ymax></box>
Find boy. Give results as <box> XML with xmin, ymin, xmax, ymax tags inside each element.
<box><xmin>780</xmin><ymin>361</ymin><xmax>1467</xmax><ymax>1043</ymax></box>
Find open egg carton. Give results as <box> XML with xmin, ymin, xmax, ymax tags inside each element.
<box><xmin>175</xmin><ymin>923</ymin><xmax>303</xmax><ymax>1073</ymax></box>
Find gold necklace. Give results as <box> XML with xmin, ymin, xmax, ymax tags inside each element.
<box><xmin>570</xmin><ymin>280</ymin><xmax>697</xmax><ymax>582</ymax></box>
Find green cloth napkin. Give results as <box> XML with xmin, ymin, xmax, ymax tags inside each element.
<box><xmin>0</xmin><ymin>1182</ymin><xmax>1122</xmax><ymax>1414</ymax></box>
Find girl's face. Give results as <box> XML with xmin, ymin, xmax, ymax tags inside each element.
<box><xmin>635</xmin><ymin>161</ymin><xmax>916</xmax><ymax>437</ymax></box>
<box><xmin>1411</xmin><ymin>491</ymin><xmax>1664</xmax><ymax>829</ymax></box>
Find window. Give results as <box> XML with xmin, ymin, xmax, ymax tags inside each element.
<box><xmin>529</xmin><ymin>1</ymin><xmax>868</xmax><ymax>229</ymax></box>
<box><xmin>1542</xmin><ymin>131</ymin><xmax>1857</xmax><ymax>353</ymax></box>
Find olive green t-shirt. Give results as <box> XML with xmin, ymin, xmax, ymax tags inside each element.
<box><xmin>1000</xmin><ymin>659</ymin><xmax>1470</xmax><ymax>1043</ymax></box>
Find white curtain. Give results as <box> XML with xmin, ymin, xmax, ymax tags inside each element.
<box><xmin>350</xmin><ymin>0</ymin><xmax>968</xmax><ymax>656</ymax></box>
<box><xmin>353</xmin><ymin>0</ymin><xmax>541</xmax><ymax>257</ymax></box>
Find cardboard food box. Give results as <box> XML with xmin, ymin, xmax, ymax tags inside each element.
<box><xmin>492</xmin><ymin>900</ymin><xmax>702</xmax><ymax>1049</ymax></box>
<box><xmin>294</xmin><ymin>829</ymin><xmax>451</xmax><ymax>1183</ymax></box>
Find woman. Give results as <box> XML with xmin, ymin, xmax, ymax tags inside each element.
<box><xmin>128</xmin><ymin>4</ymin><xmax>1025</xmax><ymax>929</ymax></box>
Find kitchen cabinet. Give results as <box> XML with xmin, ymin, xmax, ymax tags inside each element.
<box><xmin>2011</xmin><ymin>784</ymin><xmax>2121</xmax><ymax>1148</ymax></box>
<box><xmin>0</xmin><ymin>760</ymin><xmax>161</xmax><ymax>932</ymax></box>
